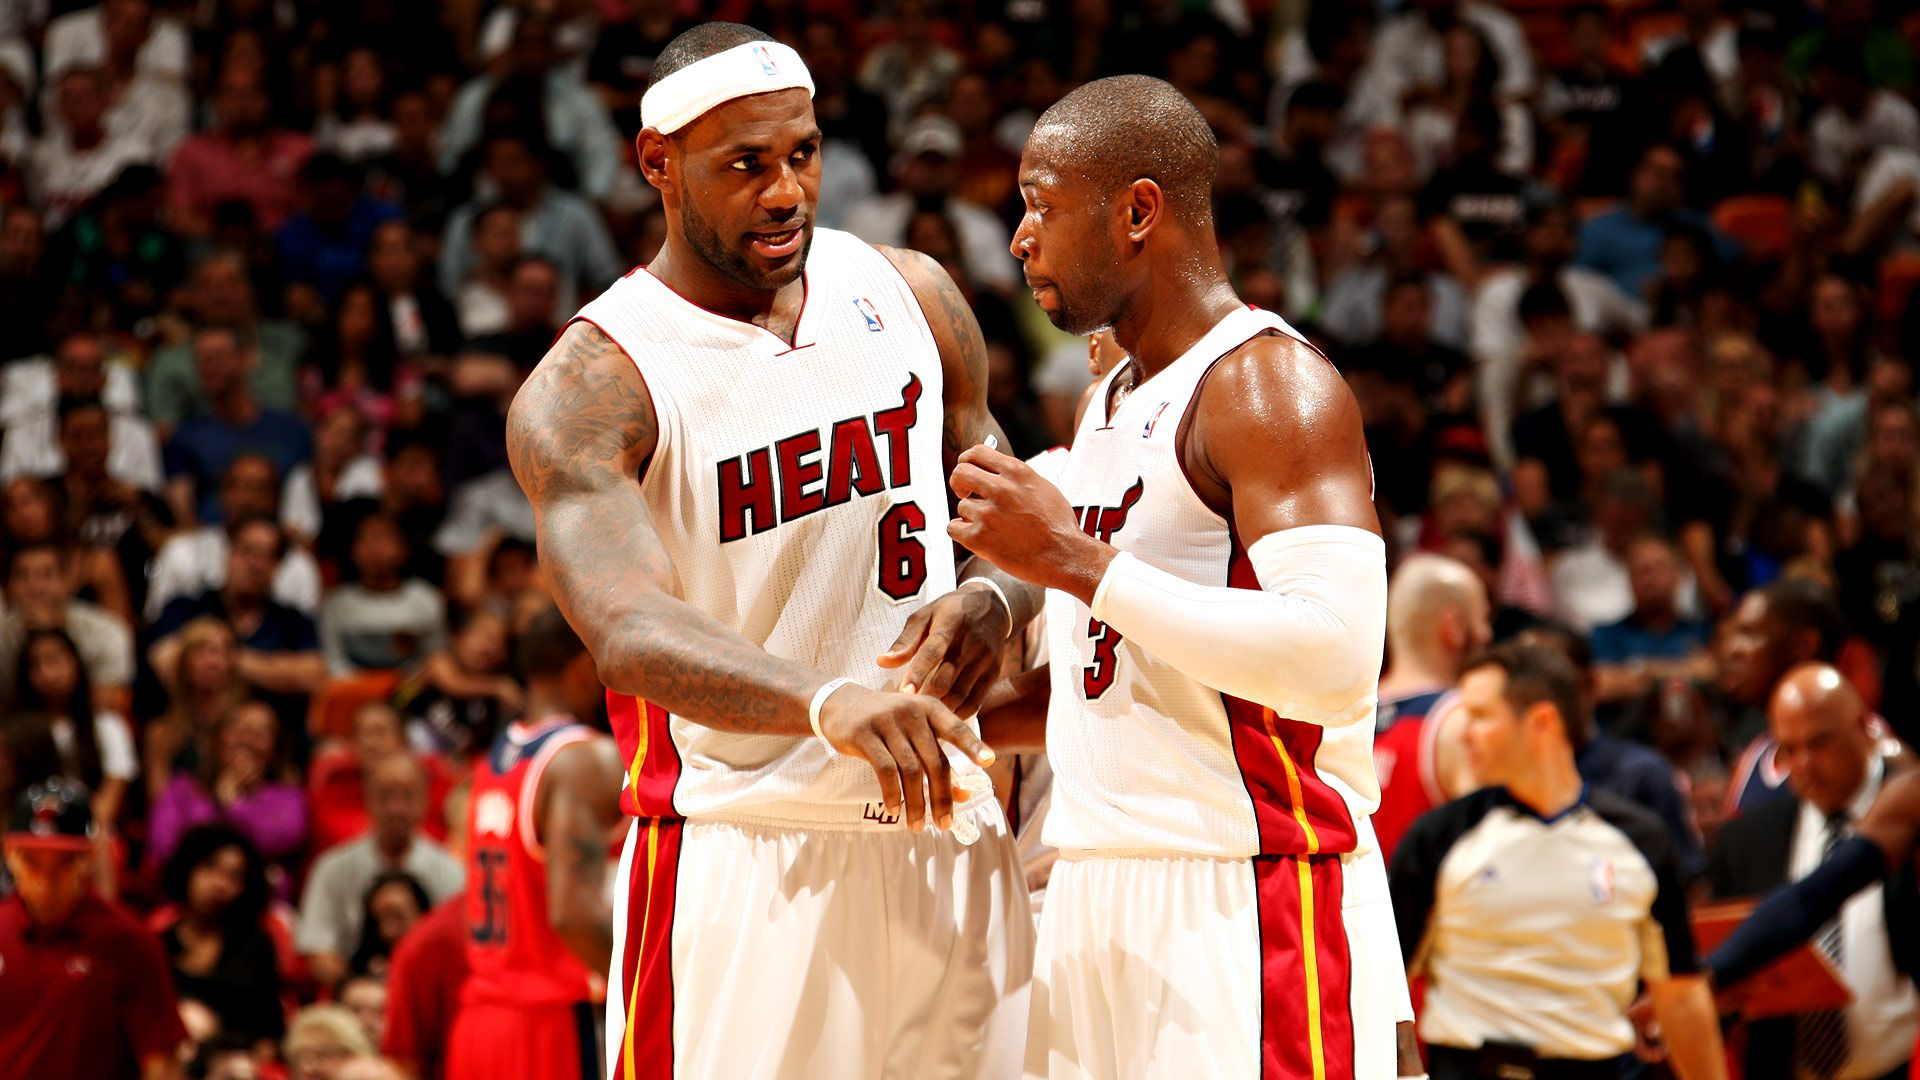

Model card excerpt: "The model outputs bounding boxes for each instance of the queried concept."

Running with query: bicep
[1196,340,1380,543]
[880,245,993,468]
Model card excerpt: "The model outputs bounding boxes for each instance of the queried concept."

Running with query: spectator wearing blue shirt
[274,153,403,308]
[1575,143,1735,299]
[1590,535,1713,705]
[163,326,312,525]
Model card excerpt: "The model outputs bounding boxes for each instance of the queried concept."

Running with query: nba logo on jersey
[1588,855,1616,904]
[754,45,779,75]
[853,297,885,332]
[1142,401,1169,438]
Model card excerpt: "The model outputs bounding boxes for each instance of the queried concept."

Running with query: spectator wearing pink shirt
[167,65,312,240]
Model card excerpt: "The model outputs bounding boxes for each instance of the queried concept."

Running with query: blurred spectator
[1575,143,1731,299]
[1343,274,1474,420]
[149,515,326,728]
[275,154,403,309]
[1,338,160,492]
[587,0,689,139]
[0,778,188,1080]
[1319,194,1467,350]
[143,617,245,793]
[284,1005,375,1080]
[1510,331,1665,536]
[347,870,428,979]
[437,130,621,317]
[857,0,962,131]
[44,0,188,85]
[358,88,458,239]
[380,894,469,1080]
[147,699,308,877]
[1589,535,1715,706]
[0,540,132,704]
[320,433,448,584]
[451,204,523,338]
[307,702,454,856]
[303,282,424,441]
[320,513,447,676]
[27,67,153,229]
[146,454,324,621]
[794,17,888,211]
[1548,467,1684,632]
[14,626,135,829]
[163,325,312,525]
[336,972,386,1049]
[1706,662,1917,1080]
[440,13,622,201]
[1366,0,1535,107]
[167,63,313,239]
[3,474,133,624]
[1805,40,1919,191]
[364,220,460,362]
[282,410,383,549]
[314,46,397,164]
[1786,273,1879,497]
[188,1035,261,1080]
[144,249,306,432]
[157,824,285,1047]
[1834,464,1920,654]
[845,115,1018,294]
[0,205,57,362]
[296,754,462,989]
[392,609,519,758]
[1720,579,1850,808]
[45,165,187,339]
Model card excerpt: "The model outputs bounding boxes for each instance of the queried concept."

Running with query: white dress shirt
[1790,755,1919,1079]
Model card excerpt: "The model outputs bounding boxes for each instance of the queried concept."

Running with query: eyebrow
[723,130,824,156]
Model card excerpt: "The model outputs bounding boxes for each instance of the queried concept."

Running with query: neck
[1635,606,1676,630]
[1506,751,1585,819]
[72,125,104,149]
[360,571,401,592]
[1378,646,1457,699]
[223,588,264,616]
[375,832,411,861]
[210,390,257,424]
[523,687,568,724]
[1107,241,1241,380]
[650,233,802,330]
[23,894,80,926]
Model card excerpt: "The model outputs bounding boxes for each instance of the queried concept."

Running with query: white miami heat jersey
[571,228,969,821]
[1042,306,1381,860]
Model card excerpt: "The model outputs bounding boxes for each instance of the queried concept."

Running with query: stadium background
[2,0,1920,1076]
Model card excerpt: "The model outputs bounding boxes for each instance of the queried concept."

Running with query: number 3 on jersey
[1073,478,1144,700]
[877,502,928,600]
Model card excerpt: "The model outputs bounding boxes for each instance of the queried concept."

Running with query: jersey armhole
[1172,328,1298,523]
[563,314,667,489]
[517,728,597,863]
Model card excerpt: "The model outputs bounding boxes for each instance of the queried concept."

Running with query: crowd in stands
[0,0,1919,1076]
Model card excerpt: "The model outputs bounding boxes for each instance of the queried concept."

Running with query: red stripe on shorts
[614,818,683,1080]
[1255,853,1355,1080]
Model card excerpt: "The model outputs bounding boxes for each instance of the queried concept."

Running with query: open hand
[878,584,1009,718]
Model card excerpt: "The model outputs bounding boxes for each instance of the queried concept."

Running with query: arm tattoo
[879,246,996,475]
[507,323,822,735]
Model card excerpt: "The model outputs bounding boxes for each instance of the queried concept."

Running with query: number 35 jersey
[1042,306,1381,860]
[463,717,598,1007]
[570,228,960,821]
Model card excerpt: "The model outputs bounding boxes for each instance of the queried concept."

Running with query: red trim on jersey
[608,692,681,819]
[613,818,683,1080]
[1255,853,1354,1080]
[638,266,815,353]
[1222,528,1360,856]
[517,727,596,862]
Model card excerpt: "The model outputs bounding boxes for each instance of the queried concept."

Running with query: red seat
[1712,195,1795,262]
[307,671,403,742]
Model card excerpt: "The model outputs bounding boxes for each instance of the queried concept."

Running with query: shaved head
[1388,554,1491,666]
[1027,75,1218,222]
[1770,662,1873,815]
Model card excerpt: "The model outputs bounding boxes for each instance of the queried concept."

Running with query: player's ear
[637,130,675,194]
[1124,178,1163,243]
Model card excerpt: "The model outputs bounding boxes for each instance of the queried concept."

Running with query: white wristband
[961,577,1014,639]
[809,677,855,745]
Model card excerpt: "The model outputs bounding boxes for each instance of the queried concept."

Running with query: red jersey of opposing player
[448,716,600,1080]
[1371,688,1458,863]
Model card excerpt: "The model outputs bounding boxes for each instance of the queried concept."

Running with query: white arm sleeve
[1089,524,1387,727]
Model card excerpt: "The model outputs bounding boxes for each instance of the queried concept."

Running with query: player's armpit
[508,321,823,736]
[539,736,626,975]
[874,244,995,475]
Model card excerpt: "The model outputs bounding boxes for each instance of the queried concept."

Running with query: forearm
[237,650,327,694]
[959,557,1046,635]
[1088,527,1386,726]
[1650,976,1729,1080]
[977,666,1050,753]
[1706,835,1885,987]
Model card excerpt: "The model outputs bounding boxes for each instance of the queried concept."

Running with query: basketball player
[1372,554,1490,862]
[505,23,1032,1080]
[953,76,1415,1078]
[446,607,624,1080]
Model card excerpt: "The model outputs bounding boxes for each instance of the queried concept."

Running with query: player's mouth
[1026,277,1058,309]
[748,225,806,259]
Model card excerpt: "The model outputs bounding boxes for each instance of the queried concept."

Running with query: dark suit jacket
[1706,795,1920,1078]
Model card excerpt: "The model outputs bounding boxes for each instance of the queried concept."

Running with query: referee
[1389,642,1726,1080]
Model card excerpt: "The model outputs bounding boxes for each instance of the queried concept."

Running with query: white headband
[641,40,815,135]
